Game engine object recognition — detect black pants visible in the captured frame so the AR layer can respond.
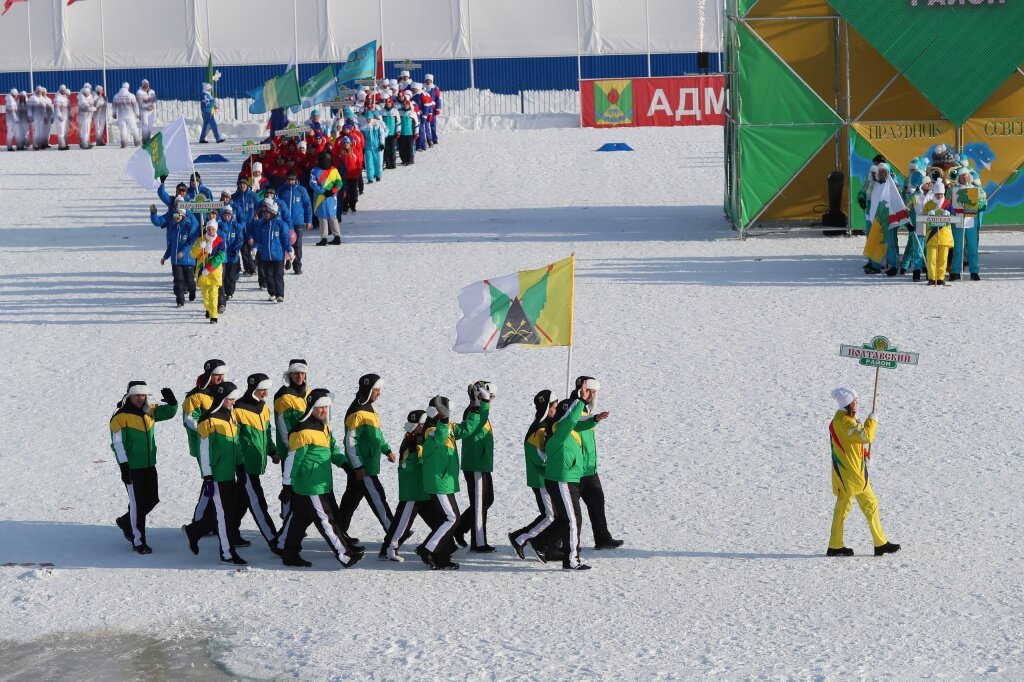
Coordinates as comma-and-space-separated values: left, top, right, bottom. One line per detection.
456, 471, 494, 548
258, 260, 285, 298
235, 469, 278, 545
384, 135, 397, 168
546, 479, 583, 568
276, 493, 357, 565
184, 479, 241, 561
171, 264, 196, 305
381, 500, 419, 557
343, 178, 359, 211
579, 473, 613, 546
398, 136, 414, 165
117, 466, 159, 547
422, 493, 459, 564
337, 468, 393, 535
241, 244, 257, 275
255, 251, 265, 287
290, 226, 303, 271
223, 261, 241, 298
511, 486, 557, 549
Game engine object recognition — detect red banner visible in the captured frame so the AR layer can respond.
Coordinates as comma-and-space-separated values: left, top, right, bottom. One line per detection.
1, 92, 107, 147
580, 75, 726, 128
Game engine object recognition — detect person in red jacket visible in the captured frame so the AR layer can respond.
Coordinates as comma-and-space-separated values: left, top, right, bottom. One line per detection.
344, 121, 366, 196
338, 137, 362, 214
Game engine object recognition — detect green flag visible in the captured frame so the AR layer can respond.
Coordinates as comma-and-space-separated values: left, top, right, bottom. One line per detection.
248, 69, 301, 114
143, 132, 168, 179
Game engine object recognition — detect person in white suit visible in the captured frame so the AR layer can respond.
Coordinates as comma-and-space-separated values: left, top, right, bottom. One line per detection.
113, 82, 141, 148
77, 83, 96, 149
136, 79, 157, 144
54, 85, 71, 150
5, 88, 21, 151
93, 85, 108, 146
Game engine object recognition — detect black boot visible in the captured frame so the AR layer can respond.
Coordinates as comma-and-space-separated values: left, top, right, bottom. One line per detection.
912, 270, 921, 282
509, 533, 526, 560
415, 545, 435, 567
330, 236, 342, 245
316, 238, 328, 246
949, 273, 961, 281
970, 273, 981, 281
222, 551, 247, 565
826, 547, 854, 557
884, 268, 899, 277
863, 263, 881, 275
116, 516, 133, 542
874, 542, 901, 556
182, 525, 200, 555
133, 544, 153, 555
283, 552, 312, 567
594, 538, 624, 550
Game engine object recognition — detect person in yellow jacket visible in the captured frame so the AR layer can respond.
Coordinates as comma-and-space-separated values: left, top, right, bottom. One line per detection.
827, 387, 900, 557
924, 182, 954, 286
191, 218, 226, 323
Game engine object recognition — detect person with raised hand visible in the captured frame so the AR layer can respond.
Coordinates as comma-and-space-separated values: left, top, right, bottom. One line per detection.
543, 384, 594, 571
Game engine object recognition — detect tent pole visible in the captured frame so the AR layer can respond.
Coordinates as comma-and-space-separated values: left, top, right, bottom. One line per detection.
100, 0, 108, 95
576, 0, 583, 128
26, 1, 34, 90
645, 0, 652, 78
854, 72, 899, 121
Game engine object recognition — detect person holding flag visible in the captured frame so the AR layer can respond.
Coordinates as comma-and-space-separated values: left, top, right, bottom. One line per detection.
571, 375, 621, 551
198, 82, 225, 144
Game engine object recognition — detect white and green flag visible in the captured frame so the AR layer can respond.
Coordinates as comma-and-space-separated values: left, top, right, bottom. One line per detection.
292, 66, 340, 112
125, 117, 194, 190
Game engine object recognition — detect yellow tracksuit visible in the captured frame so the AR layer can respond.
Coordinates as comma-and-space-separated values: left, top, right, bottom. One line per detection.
191, 237, 224, 320
925, 217, 954, 282
828, 410, 888, 549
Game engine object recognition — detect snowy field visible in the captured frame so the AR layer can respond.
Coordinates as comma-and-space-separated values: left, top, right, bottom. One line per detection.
0, 125, 1022, 680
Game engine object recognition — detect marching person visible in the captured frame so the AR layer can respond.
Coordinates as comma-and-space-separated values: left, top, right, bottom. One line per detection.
544, 387, 595, 571
77, 83, 97, 149
190, 218, 226, 324
423, 74, 442, 146
278, 170, 312, 274
198, 82, 225, 144
275, 389, 364, 568
233, 373, 279, 552
112, 82, 141, 148
136, 79, 157, 144
274, 359, 309, 519
93, 85, 108, 145
231, 178, 260, 277
28, 86, 51, 150
54, 85, 71, 151
182, 381, 248, 565
217, 200, 244, 306
309, 151, 342, 246
417, 392, 488, 570
382, 97, 399, 169
6, 88, 22, 151
337, 374, 396, 542
509, 390, 558, 561
248, 199, 293, 302
152, 203, 198, 307
182, 359, 228, 523
380, 410, 432, 562
826, 388, 901, 557
337, 136, 361, 214
110, 381, 178, 554
572, 376, 622, 550
397, 99, 417, 166
455, 380, 498, 552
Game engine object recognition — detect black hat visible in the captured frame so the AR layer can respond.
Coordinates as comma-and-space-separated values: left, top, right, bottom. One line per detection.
243, 373, 272, 401
287, 170, 298, 180
299, 388, 333, 422
527, 389, 557, 440
405, 409, 427, 433
265, 185, 276, 195
549, 398, 574, 433
427, 395, 450, 421
207, 381, 243, 415
175, 182, 188, 192
571, 375, 595, 400
284, 359, 308, 384
356, 373, 382, 404
198, 359, 227, 389
190, 171, 202, 183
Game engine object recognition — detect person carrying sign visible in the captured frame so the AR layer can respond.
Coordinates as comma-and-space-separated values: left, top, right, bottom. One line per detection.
827, 387, 900, 557
924, 182, 954, 286
949, 166, 985, 281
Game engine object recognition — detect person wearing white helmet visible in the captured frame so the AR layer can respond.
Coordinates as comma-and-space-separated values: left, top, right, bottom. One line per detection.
5, 88, 20, 151
77, 83, 97, 149
92, 85, 108, 146
54, 85, 71, 150
136, 79, 157, 144
423, 73, 441, 145
826, 387, 900, 557
113, 82, 141, 147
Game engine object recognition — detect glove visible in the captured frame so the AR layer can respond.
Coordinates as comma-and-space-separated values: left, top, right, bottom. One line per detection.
379, 145, 384, 151
119, 463, 131, 484
160, 387, 177, 405
278, 485, 292, 504
201, 477, 214, 498
149, 204, 157, 214
323, 190, 332, 197
857, 196, 867, 210
159, 175, 168, 184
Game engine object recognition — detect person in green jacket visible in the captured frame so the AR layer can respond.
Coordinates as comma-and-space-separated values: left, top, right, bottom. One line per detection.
544, 385, 595, 571
275, 389, 364, 568
417, 392, 487, 570
338, 373, 396, 543
182, 359, 227, 525
110, 381, 178, 554
233, 373, 279, 553
380, 410, 432, 562
274, 358, 309, 520
571, 375, 621, 551
510, 389, 559, 561
455, 380, 498, 553
182, 381, 247, 565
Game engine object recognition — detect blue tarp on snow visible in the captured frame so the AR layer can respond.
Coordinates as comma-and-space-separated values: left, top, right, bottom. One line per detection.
596, 143, 633, 152
193, 154, 230, 164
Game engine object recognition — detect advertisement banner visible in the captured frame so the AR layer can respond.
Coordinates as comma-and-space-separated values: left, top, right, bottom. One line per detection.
1, 93, 107, 147
581, 75, 725, 128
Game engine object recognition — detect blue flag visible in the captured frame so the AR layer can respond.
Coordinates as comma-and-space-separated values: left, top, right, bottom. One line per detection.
337, 40, 377, 86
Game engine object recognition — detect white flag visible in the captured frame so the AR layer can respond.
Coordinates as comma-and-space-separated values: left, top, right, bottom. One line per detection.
125, 117, 194, 191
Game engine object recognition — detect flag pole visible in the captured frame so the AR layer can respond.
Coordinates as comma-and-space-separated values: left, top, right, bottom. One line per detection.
565, 251, 577, 398
565, 345, 574, 400
865, 365, 880, 459
26, 0, 34, 90
99, 0, 108, 94
292, 0, 300, 84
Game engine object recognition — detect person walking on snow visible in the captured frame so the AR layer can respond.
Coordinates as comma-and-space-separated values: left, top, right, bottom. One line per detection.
152, 203, 199, 307
233, 373, 280, 553
136, 79, 157, 144
217, 200, 244, 306
380, 410, 435, 562
571, 376, 622, 551
423, 74, 442, 145
77, 84, 97, 149
278, 171, 312, 274
509, 390, 559, 561
198, 82, 225, 144
182, 382, 248, 565
274, 360, 310, 519
826, 387, 901, 557
544, 389, 594, 571
182, 360, 228, 523
110, 381, 178, 554
191, 218, 226, 324
248, 200, 292, 302
454, 381, 499, 552
112, 82, 141, 148
309, 151, 342, 246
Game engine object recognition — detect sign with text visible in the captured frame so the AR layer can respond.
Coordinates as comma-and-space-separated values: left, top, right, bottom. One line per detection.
840, 336, 919, 370
274, 125, 312, 138
183, 201, 224, 213
580, 75, 725, 128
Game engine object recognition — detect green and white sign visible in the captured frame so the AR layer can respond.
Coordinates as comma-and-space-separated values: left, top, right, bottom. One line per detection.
183, 201, 224, 213
840, 336, 919, 370
274, 125, 312, 138
232, 139, 271, 154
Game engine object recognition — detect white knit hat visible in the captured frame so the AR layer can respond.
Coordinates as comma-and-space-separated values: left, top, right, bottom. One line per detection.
400, 70, 410, 77
252, 161, 263, 172
425, 74, 434, 81
831, 387, 858, 409
127, 383, 150, 397
932, 180, 946, 194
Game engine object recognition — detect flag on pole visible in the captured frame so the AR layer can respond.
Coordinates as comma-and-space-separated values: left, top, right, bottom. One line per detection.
337, 40, 377, 86
2, 0, 26, 16
206, 52, 221, 99
67, 0, 82, 5
862, 177, 911, 264
291, 65, 339, 113
247, 69, 301, 114
125, 117, 194, 190
454, 256, 575, 353
376, 45, 384, 80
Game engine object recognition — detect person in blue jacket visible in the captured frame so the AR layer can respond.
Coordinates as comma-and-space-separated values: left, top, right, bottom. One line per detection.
231, 178, 260, 277
361, 111, 383, 184
217, 203, 244, 309
186, 172, 213, 202
151, 203, 199, 307
308, 151, 342, 246
277, 171, 312, 275
247, 200, 292, 303
198, 82, 225, 144
157, 180, 189, 222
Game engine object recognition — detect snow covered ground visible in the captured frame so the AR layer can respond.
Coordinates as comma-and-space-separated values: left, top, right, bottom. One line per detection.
0, 126, 1022, 680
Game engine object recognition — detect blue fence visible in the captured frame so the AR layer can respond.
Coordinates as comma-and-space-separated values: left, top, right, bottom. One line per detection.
3, 52, 722, 100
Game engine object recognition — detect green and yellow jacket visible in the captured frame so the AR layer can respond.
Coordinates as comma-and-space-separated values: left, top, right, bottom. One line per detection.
109, 401, 178, 470
524, 426, 548, 489
544, 400, 585, 483
234, 397, 274, 476
422, 403, 486, 495
274, 384, 308, 459
460, 403, 494, 473
397, 432, 428, 502
182, 387, 213, 458
343, 401, 392, 477
198, 408, 242, 482
285, 417, 348, 496
575, 410, 600, 478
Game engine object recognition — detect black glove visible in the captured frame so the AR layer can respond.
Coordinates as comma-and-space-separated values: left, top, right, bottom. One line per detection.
119, 463, 131, 484
857, 196, 867, 210
159, 175, 168, 184
149, 204, 158, 214
160, 387, 177, 405
323, 190, 332, 197
278, 485, 293, 503
201, 477, 214, 498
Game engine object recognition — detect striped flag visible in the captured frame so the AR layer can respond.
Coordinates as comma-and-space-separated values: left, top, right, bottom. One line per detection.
454, 256, 575, 353
2, 0, 27, 16
291, 65, 339, 113
248, 69, 301, 114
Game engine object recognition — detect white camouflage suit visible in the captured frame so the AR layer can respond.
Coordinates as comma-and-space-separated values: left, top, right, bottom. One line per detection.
113, 82, 141, 147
